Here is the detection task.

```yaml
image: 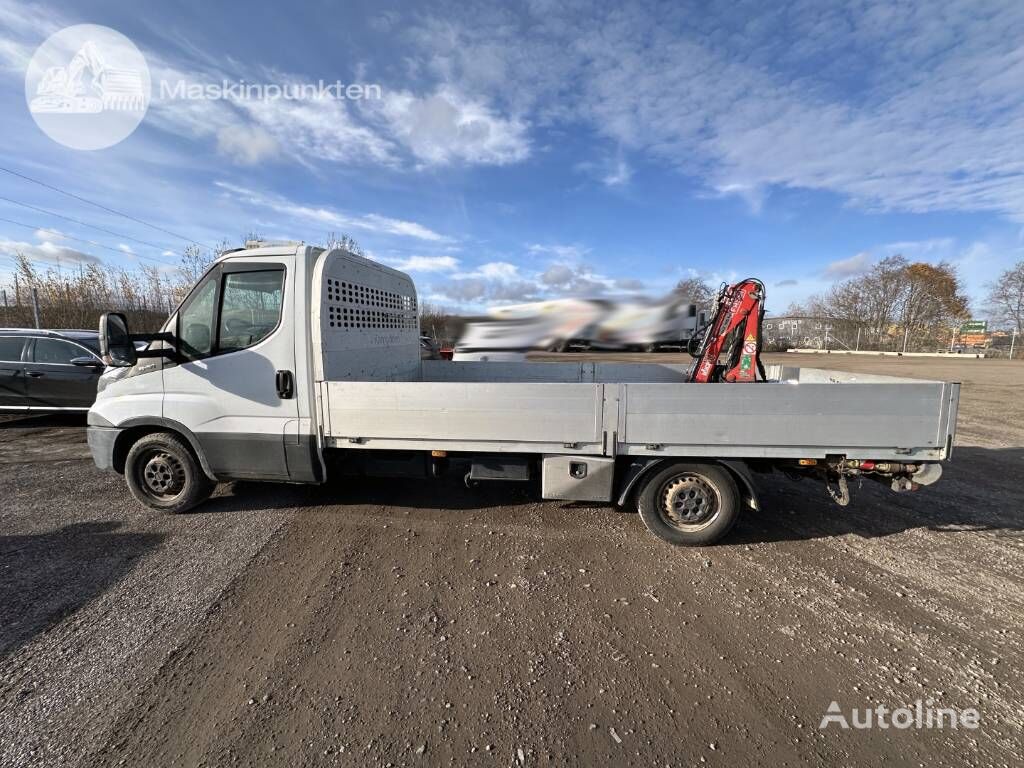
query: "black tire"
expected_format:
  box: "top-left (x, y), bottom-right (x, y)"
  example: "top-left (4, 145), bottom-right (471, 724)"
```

top-left (124, 432), bottom-right (215, 513)
top-left (636, 462), bottom-right (740, 546)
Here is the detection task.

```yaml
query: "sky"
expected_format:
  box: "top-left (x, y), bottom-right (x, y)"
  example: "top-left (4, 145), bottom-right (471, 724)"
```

top-left (1, 0), bottom-right (1023, 316)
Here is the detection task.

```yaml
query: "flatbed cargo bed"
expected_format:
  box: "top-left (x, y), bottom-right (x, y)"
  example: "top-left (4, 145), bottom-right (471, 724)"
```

top-left (321, 361), bottom-right (959, 462)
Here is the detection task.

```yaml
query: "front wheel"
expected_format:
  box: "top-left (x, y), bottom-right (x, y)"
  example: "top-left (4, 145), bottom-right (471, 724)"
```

top-left (124, 432), bottom-right (215, 513)
top-left (636, 463), bottom-right (740, 546)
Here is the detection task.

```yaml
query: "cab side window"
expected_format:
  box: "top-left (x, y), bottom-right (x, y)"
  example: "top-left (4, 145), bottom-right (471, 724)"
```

top-left (175, 267), bottom-right (285, 361)
top-left (218, 270), bottom-right (285, 353)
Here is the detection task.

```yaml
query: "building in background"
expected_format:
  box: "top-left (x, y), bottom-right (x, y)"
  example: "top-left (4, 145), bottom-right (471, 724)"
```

top-left (763, 315), bottom-right (833, 351)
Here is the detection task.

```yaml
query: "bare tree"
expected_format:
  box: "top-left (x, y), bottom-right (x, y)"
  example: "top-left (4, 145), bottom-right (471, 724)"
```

top-left (419, 302), bottom-right (464, 345)
top-left (673, 276), bottom-right (716, 309)
top-left (805, 256), bottom-right (969, 351)
top-left (986, 260), bottom-right (1024, 334)
top-left (322, 231), bottom-right (364, 256)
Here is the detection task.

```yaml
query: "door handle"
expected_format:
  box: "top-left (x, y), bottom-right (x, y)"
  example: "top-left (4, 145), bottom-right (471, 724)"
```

top-left (275, 369), bottom-right (294, 399)
top-left (26, 371), bottom-right (45, 378)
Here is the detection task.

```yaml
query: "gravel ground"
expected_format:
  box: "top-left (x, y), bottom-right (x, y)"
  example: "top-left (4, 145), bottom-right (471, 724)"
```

top-left (1, 353), bottom-right (1022, 767)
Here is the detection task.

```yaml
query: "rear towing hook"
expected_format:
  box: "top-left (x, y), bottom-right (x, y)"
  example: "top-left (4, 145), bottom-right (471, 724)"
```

top-left (826, 471), bottom-right (851, 506)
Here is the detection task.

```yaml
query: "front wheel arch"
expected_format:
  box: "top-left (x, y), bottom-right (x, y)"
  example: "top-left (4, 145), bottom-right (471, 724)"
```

top-left (112, 420), bottom-right (217, 481)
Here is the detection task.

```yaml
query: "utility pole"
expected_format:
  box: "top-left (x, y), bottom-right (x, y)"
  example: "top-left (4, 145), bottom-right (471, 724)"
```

top-left (855, 327), bottom-right (860, 351)
top-left (824, 326), bottom-right (829, 351)
top-left (31, 287), bottom-right (40, 329)
top-left (1011, 327), bottom-right (1018, 361)
top-left (902, 326), bottom-right (909, 354)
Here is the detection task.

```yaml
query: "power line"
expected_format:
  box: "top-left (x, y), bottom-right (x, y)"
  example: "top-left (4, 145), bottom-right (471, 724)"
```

top-left (0, 165), bottom-right (213, 249)
top-left (0, 194), bottom-right (184, 255)
top-left (0, 215), bottom-right (178, 265)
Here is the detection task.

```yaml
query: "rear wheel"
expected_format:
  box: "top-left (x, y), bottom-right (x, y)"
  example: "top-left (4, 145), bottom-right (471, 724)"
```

top-left (636, 463), bottom-right (740, 546)
top-left (125, 432), bottom-right (215, 513)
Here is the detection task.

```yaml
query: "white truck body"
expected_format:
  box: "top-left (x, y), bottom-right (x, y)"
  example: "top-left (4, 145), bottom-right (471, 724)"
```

top-left (87, 244), bottom-right (960, 543)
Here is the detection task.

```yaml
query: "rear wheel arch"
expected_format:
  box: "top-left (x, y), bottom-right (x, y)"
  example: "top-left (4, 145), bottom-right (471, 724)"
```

top-left (636, 462), bottom-right (741, 546)
top-left (616, 457), bottom-right (759, 511)
top-left (113, 419), bottom-right (217, 481)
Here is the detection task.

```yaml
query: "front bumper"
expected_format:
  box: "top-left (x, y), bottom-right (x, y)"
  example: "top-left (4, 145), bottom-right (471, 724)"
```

top-left (87, 426), bottom-right (122, 472)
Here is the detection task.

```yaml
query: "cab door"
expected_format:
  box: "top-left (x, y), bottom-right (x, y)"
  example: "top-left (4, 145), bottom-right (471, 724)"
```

top-left (162, 259), bottom-right (298, 480)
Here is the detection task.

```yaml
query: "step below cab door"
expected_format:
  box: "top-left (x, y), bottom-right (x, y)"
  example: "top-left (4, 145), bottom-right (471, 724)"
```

top-left (162, 258), bottom-right (299, 480)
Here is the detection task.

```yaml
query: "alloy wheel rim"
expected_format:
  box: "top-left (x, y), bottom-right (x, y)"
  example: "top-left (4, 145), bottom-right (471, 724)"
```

top-left (140, 450), bottom-right (185, 499)
top-left (659, 474), bottom-right (720, 530)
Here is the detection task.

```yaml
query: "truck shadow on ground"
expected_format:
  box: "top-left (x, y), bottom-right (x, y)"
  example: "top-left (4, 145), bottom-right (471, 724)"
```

top-left (204, 474), bottom-right (540, 514)
top-left (730, 446), bottom-right (1024, 545)
top-left (0, 521), bottom-right (166, 660)
top-left (200, 447), bottom-right (1024, 544)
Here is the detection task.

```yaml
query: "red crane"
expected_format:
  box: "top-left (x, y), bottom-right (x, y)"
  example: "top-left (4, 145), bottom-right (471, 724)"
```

top-left (689, 278), bottom-right (766, 383)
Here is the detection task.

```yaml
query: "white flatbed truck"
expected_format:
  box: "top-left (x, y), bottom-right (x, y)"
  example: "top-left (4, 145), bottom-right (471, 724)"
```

top-left (87, 243), bottom-right (960, 546)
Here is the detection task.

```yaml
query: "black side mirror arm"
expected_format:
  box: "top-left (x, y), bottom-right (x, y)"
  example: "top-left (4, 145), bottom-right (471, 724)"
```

top-left (131, 332), bottom-right (179, 360)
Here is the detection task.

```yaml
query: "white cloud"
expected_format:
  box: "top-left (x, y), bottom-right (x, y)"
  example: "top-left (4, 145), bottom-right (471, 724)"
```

top-left (118, 243), bottom-right (134, 254)
top-left (373, 88), bottom-right (529, 166)
top-left (0, 237), bottom-right (101, 266)
top-left (537, 261), bottom-right (616, 294)
top-left (34, 228), bottom-right (62, 241)
top-left (540, 263), bottom-right (574, 286)
top-left (527, 243), bottom-right (589, 260)
top-left (603, 157), bottom-right (632, 187)
top-left (476, 261), bottom-right (518, 280)
top-left (823, 252), bottom-right (874, 278)
top-left (577, 155), bottom-right (633, 187)
top-left (386, 255), bottom-right (459, 272)
top-left (215, 181), bottom-right (448, 242)
top-left (707, 183), bottom-right (767, 215)
top-left (406, 1), bottom-right (1024, 219)
top-left (216, 124), bottom-right (280, 165)
top-left (882, 238), bottom-right (956, 257)
top-left (0, 0), bottom-right (62, 72)
top-left (451, 261), bottom-right (521, 281)
top-left (0, 12), bottom-right (521, 172)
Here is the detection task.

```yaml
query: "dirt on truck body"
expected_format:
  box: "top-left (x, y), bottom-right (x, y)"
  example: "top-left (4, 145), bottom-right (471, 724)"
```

top-left (0, 353), bottom-right (1021, 767)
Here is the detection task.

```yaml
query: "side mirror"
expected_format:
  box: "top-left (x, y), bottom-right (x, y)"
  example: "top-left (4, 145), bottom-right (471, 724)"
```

top-left (99, 312), bottom-right (138, 367)
top-left (71, 356), bottom-right (104, 369)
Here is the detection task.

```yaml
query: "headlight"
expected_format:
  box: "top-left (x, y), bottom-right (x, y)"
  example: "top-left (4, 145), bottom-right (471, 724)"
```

top-left (96, 366), bottom-right (128, 394)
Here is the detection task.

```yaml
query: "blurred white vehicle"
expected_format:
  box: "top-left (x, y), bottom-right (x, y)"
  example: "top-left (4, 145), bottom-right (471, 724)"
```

top-left (453, 293), bottom-right (707, 358)
top-left (588, 297), bottom-right (705, 352)
top-left (453, 298), bottom-right (608, 359)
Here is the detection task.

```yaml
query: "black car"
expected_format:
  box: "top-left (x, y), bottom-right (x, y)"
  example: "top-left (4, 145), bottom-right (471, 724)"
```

top-left (0, 329), bottom-right (106, 411)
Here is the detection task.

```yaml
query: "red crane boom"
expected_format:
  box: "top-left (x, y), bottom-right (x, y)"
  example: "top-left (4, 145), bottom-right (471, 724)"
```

top-left (690, 278), bottom-right (766, 383)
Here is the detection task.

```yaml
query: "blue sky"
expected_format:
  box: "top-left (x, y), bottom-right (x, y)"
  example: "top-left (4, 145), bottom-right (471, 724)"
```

top-left (1, 0), bottom-right (1023, 315)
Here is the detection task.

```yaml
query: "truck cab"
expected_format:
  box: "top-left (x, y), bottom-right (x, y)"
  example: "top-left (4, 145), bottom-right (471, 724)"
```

top-left (90, 243), bottom-right (322, 493)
